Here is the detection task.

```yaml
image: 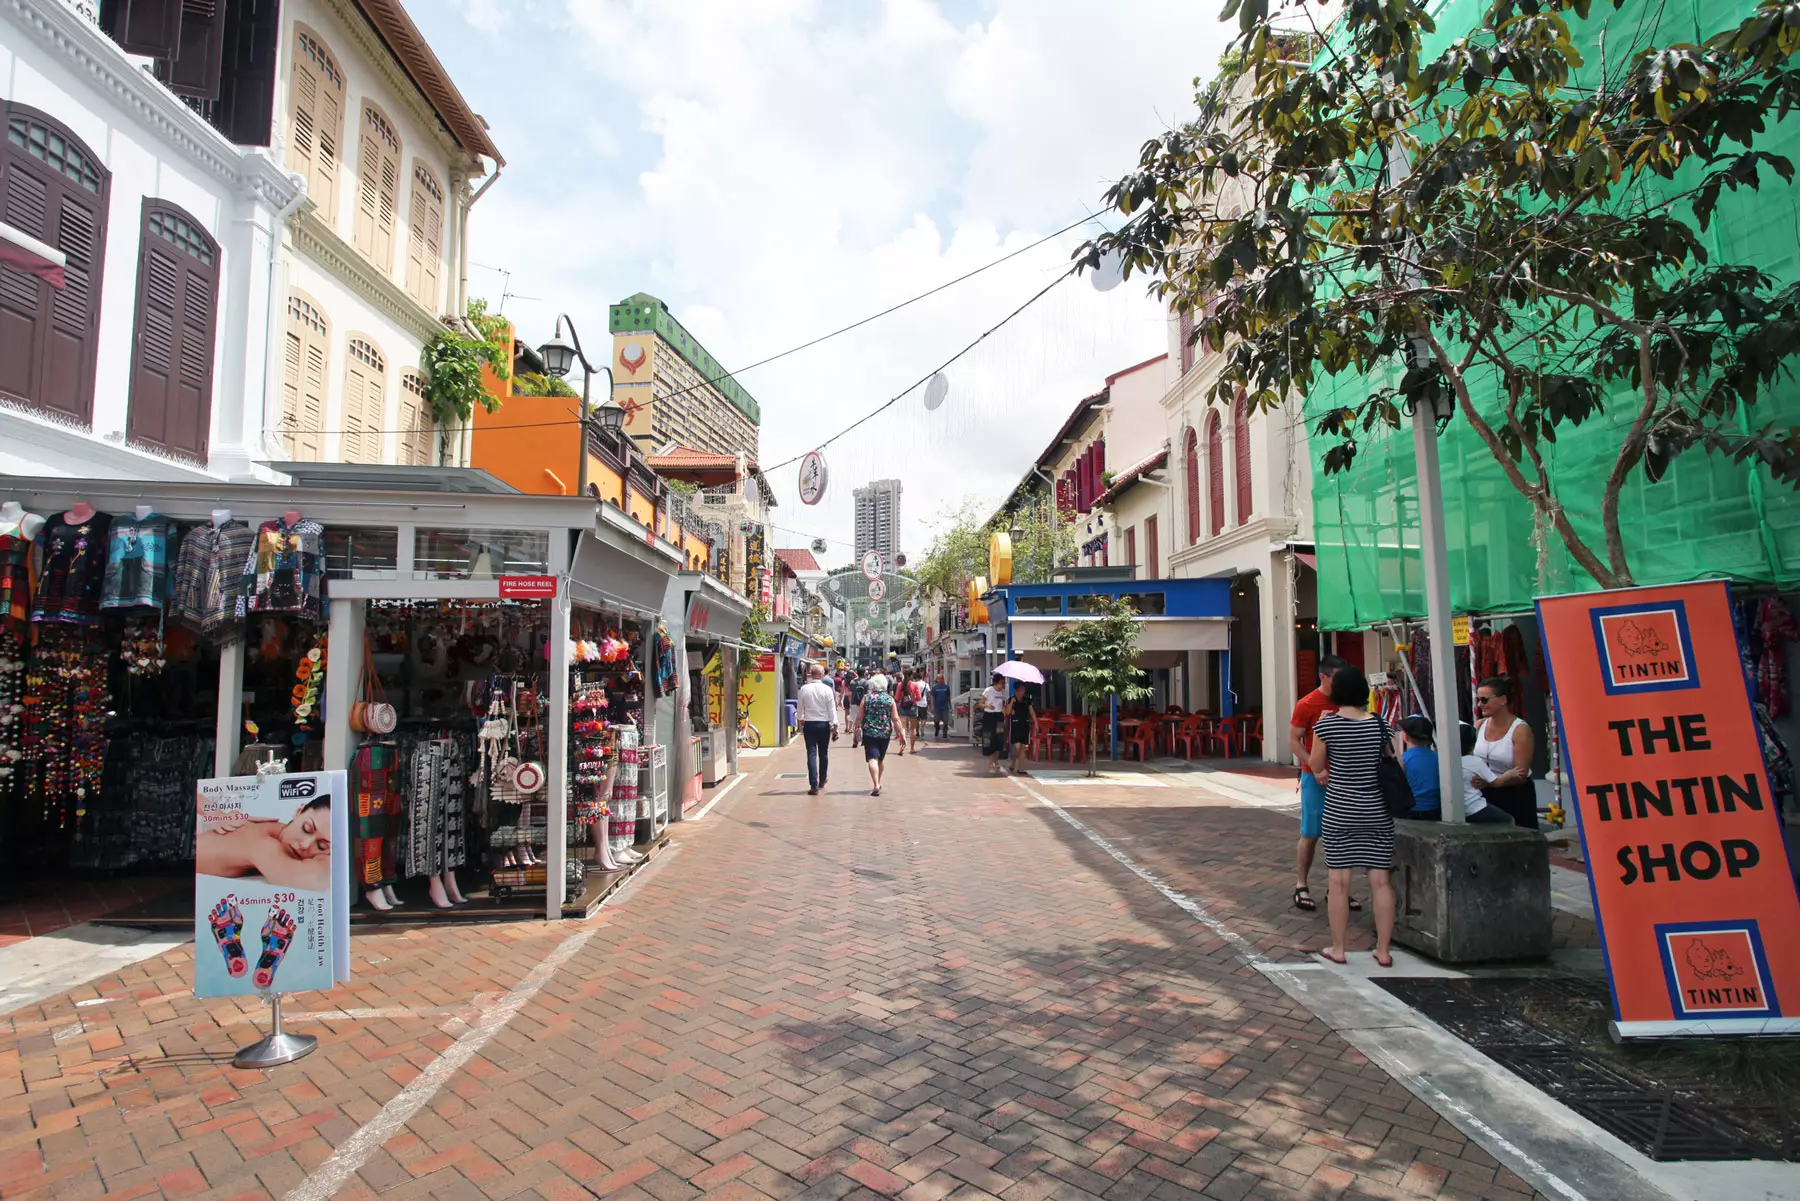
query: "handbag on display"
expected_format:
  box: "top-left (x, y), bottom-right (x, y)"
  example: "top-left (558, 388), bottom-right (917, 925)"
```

top-left (349, 635), bottom-right (397, 735)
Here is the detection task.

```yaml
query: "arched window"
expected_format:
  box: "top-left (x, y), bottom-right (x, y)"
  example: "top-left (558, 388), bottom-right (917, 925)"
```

top-left (281, 291), bottom-right (328, 461)
top-left (1183, 425), bottom-right (1200, 545)
top-left (0, 104), bottom-right (109, 425)
top-left (1233, 389), bottom-right (1252, 525)
top-left (340, 334), bottom-right (387, 462)
top-left (288, 27), bottom-right (344, 221)
top-left (128, 200), bottom-right (219, 461)
top-left (354, 104), bottom-right (401, 270)
top-left (405, 164), bottom-right (444, 311)
top-left (398, 370), bottom-right (433, 465)
top-left (1206, 410), bottom-right (1225, 538)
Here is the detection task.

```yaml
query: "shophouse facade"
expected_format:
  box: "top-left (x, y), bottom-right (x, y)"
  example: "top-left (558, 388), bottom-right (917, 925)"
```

top-left (608, 292), bottom-right (761, 461)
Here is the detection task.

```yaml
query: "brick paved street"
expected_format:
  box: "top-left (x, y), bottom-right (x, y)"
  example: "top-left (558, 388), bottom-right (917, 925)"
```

top-left (1, 741), bottom-right (1547, 1201)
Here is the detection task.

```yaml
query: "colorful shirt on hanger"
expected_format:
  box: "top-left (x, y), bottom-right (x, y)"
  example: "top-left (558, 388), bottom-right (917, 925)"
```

top-left (100, 514), bottom-right (179, 609)
top-left (172, 521), bottom-right (255, 640)
top-left (0, 534), bottom-right (30, 629)
top-left (31, 513), bottom-right (112, 624)
top-left (238, 517), bottom-right (327, 621)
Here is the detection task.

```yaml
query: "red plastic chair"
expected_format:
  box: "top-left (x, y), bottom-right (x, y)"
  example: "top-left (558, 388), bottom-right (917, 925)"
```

top-left (1205, 716), bottom-right (1242, 758)
top-left (1030, 715), bottom-right (1060, 761)
top-left (1122, 721), bottom-right (1157, 763)
top-left (1174, 716), bottom-right (1211, 759)
top-left (1057, 716), bottom-right (1092, 762)
top-left (1238, 714), bottom-right (1264, 758)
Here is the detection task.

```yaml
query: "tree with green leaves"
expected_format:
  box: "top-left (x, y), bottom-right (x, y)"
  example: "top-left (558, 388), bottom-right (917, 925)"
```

top-left (1040, 595), bottom-right (1152, 776)
top-left (1082, 0), bottom-right (1800, 588)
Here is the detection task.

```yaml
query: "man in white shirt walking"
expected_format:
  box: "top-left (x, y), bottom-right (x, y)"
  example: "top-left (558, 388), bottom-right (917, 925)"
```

top-left (797, 663), bottom-right (840, 795)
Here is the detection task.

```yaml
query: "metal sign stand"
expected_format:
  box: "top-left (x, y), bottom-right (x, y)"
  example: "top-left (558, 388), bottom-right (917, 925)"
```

top-left (232, 994), bottom-right (317, 1069)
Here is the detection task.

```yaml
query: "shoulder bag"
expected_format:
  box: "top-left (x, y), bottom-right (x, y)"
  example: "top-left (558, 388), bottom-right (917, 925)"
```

top-left (1375, 717), bottom-right (1417, 818)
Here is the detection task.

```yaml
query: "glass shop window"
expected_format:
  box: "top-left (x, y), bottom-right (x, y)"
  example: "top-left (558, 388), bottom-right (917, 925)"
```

top-left (322, 527), bottom-right (398, 579)
top-left (412, 527), bottom-right (551, 580)
top-left (1012, 595), bottom-right (1062, 615)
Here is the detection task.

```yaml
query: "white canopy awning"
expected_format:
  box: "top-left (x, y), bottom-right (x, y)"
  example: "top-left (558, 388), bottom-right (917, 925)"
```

top-left (1007, 615), bottom-right (1230, 670)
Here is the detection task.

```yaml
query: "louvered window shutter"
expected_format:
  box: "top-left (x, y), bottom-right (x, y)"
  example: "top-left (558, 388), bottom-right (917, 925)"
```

top-left (1234, 390), bottom-right (1252, 524)
top-left (1178, 309), bottom-right (1194, 374)
top-left (399, 372), bottom-right (432, 465)
top-left (282, 292), bottom-right (327, 461)
top-left (355, 106), bottom-right (400, 270)
top-left (0, 106), bottom-right (109, 426)
top-left (1184, 428), bottom-right (1200, 545)
top-left (1146, 515), bottom-right (1159, 578)
top-left (128, 202), bottom-right (218, 461)
top-left (1124, 527), bottom-right (1137, 578)
top-left (1207, 413), bottom-right (1225, 538)
top-left (342, 336), bottom-right (386, 462)
top-left (289, 30), bottom-right (343, 219)
top-left (406, 166), bottom-right (444, 310)
top-left (165, 0), bottom-right (227, 100)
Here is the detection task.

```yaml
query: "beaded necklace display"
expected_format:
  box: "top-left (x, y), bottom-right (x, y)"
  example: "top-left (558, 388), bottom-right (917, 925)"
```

top-left (21, 626), bottom-right (109, 829)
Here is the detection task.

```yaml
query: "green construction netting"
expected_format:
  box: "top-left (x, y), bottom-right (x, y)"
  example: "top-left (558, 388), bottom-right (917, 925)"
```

top-left (1309, 0), bottom-right (1800, 629)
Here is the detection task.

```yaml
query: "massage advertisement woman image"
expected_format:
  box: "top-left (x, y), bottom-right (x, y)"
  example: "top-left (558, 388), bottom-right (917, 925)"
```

top-left (193, 771), bottom-right (350, 1000)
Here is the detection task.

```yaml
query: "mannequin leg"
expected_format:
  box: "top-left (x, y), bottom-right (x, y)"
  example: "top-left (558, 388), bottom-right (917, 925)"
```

top-left (444, 869), bottom-right (466, 904)
top-left (364, 886), bottom-right (391, 911)
top-left (381, 883), bottom-right (401, 907)
top-left (427, 873), bottom-right (452, 909)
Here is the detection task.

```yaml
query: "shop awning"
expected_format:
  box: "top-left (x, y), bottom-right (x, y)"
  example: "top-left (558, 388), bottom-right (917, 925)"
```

top-left (570, 531), bottom-right (675, 619)
top-left (1007, 615), bottom-right (1229, 671)
top-left (0, 222), bottom-right (65, 289)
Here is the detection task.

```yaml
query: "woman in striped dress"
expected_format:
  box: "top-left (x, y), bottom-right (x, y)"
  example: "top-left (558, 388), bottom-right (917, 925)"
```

top-left (1306, 667), bottom-right (1398, 966)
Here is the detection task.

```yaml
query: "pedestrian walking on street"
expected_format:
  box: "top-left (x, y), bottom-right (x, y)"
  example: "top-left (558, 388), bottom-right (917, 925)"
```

top-left (893, 669), bottom-right (914, 755)
top-left (857, 675), bottom-right (897, 795)
top-left (1473, 677), bottom-right (1538, 828)
top-left (1006, 683), bottom-right (1036, 774)
top-left (902, 670), bottom-right (928, 750)
top-left (1308, 666), bottom-right (1398, 967)
top-left (930, 674), bottom-right (951, 739)
top-left (1289, 654), bottom-right (1349, 913)
top-left (797, 663), bottom-right (839, 795)
top-left (979, 672), bottom-right (1007, 773)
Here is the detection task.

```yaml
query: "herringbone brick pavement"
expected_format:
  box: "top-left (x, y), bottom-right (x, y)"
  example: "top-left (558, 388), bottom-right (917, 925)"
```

top-left (0, 741), bottom-right (1547, 1200)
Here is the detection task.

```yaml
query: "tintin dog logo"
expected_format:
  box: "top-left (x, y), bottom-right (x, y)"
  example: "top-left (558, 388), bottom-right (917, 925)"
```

top-left (1658, 923), bottom-right (1779, 1018)
top-left (1591, 601), bottom-right (1697, 695)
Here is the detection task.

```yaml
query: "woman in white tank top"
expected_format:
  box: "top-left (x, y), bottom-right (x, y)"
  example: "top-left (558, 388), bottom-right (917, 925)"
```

top-left (1473, 677), bottom-right (1537, 828)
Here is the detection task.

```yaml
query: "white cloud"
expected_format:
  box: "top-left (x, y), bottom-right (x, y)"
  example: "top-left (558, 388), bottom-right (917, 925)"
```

top-left (427, 0), bottom-right (1235, 565)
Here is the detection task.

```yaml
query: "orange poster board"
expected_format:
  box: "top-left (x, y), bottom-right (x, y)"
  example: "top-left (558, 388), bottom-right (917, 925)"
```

top-left (1538, 581), bottom-right (1800, 1038)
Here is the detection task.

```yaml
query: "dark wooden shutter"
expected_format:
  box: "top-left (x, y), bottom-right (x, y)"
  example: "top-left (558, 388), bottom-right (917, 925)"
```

top-left (165, 0), bottom-right (226, 100)
top-left (1178, 309), bottom-right (1194, 374)
top-left (1183, 427), bottom-right (1200, 544)
top-left (101, 0), bottom-right (182, 58)
top-left (216, 0), bottom-right (282, 145)
top-left (127, 201), bottom-right (218, 461)
top-left (1233, 390), bottom-right (1252, 525)
top-left (1124, 527), bottom-right (1137, 579)
top-left (1207, 412), bottom-right (1225, 537)
top-left (0, 106), bottom-right (109, 426)
top-left (1145, 515), bottom-right (1159, 578)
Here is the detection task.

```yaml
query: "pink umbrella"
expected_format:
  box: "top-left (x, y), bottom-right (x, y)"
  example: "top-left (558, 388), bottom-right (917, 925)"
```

top-left (994, 659), bottom-right (1044, 685)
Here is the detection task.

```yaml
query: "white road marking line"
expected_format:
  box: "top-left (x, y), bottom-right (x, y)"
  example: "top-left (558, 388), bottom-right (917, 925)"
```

top-left (1006, 774), bottom-right (1594, 1201)
top-left (284, 846), bottom-right (683, 1201)
top-left (690, 773), bottom-right (747, 820)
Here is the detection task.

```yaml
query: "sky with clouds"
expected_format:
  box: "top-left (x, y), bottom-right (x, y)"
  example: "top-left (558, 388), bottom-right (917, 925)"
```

top-left (413, 0), bottom-right (1236, 568)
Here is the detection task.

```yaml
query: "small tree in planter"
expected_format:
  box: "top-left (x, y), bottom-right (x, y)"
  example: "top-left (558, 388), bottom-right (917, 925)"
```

top-left (1040, 595), bottom-right (1151, 777)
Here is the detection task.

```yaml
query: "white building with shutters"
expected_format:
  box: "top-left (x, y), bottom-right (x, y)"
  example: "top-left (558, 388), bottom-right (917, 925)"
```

top-left (0, 0), bottom-right (501, 483)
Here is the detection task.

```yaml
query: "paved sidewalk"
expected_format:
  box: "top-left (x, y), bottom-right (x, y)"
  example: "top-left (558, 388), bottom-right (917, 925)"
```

top-left (2, 739), bottom-right (1546, 1201)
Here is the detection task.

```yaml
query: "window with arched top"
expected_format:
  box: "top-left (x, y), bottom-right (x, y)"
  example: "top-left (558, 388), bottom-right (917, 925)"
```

top-left (1206, 411), bottom-right (1225, 537)
top-left (281, 291), bottom-right (328, 461)
top-left (341, 334), bottom-right (387, 463)
top-left (128, 200), bottom-right (219, 462)
top-left (0, 103), bottom-right (110, 425)
top-left (405, 164), bottom-right (444, 311)
top-left (354, 104), bottom-right (401, 270)
top-left (1233, 389), bottom-right (1252, 525)
top-left (398, 370), bottom-right (433, 466)
top-left (288, 26), bottom-right (344, 222)
top-left (1183, 425), bottom-right (1200, 545)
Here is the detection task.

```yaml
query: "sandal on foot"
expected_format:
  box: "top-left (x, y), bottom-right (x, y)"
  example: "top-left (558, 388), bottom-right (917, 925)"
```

top-left (1316, 948), bottom-right (1348, 965)
top-left (1349, 898), bottom-right (1364, 912)
top-left (1374, 950), bottom-right (1394, 968)
top-left (1292, 887), bottom-right (1318, 913)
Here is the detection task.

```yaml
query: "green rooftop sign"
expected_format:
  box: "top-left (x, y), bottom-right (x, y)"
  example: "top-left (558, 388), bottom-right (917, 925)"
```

top-left (608, 292), bottom-right (762, 426)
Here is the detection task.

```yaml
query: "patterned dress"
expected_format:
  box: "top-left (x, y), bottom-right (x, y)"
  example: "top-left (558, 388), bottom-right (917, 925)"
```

top-left (403, 737), bottom-right (467, 878)
top-left (1314, 712), bottom-right (1395, 871)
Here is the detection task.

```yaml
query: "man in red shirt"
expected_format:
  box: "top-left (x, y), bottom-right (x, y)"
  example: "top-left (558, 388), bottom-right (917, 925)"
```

top-left (1289, 655), bottom-right (1348, 912)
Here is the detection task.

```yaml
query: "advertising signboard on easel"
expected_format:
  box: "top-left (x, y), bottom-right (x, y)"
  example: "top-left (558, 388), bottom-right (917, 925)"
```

top-left (194, 770), bottom-right (350, 1065)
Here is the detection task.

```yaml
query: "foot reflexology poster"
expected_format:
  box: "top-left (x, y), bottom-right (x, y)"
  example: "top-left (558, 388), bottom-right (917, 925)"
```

top-left (194, 771), bottom-right (351, 998)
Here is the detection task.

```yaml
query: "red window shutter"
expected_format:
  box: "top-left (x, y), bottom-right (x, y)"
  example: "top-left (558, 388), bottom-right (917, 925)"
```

top-left (128, 201), bottom-right (219, 462)
top-left (103, 0), bottom-right (183, 58)
top-left (1184, 427), bottom-right (1200, 544)
top-left (1146, 515), bottom-right (1159, 578)
top-left (1234, 390), bottom-right (1252, 525)
top-left (164, 0), bottom-right (227, 100)
top-left (1124, 527), bottom-right (1137, 578)
top-left (1179, 309), bottom-right (1194, 374)
top-left (217, 0), bottom-right (283, 146)
top-left (1096, 438), bottom-right (1105, 481)
top-left (1207, 412), bottom-right (1225, 537)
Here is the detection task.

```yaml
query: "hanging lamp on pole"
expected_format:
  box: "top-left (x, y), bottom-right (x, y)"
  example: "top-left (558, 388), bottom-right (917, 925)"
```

top-left (540, 314), bottom-right (622, 497)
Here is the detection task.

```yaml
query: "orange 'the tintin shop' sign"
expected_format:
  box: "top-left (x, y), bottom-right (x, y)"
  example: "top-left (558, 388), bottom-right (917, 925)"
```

top-left (1538, 581), bottom-right (1800, 1038)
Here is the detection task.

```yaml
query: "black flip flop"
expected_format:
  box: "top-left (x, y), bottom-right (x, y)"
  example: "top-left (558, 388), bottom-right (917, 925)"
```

top-left (1292, 886), bottom-right (1318, 912)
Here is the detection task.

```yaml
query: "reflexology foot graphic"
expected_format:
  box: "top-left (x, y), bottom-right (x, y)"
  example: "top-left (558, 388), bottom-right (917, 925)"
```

top-left (253, 905), bottom-right (296, 990)
top-left (209, 899), bottom-right (247, 978)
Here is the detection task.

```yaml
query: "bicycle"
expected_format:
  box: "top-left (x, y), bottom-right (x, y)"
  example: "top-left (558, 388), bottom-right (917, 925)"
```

top-left (734, 695), bottom-right (761, 750)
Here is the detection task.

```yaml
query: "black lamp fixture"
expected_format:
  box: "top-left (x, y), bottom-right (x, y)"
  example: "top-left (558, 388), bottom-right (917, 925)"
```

top-left (539, 313), bottom-right (620, 495)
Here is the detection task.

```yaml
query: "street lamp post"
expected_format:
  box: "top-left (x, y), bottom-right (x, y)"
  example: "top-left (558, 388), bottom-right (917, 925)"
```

top-left (539, 314), bottom-right (624, 497)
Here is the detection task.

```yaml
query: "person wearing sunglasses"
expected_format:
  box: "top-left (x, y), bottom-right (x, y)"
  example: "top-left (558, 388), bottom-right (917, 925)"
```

top-left (1472, 677), bottom-right (1538, 828)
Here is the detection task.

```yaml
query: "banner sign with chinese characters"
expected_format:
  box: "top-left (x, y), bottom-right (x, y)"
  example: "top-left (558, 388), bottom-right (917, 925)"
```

top-left (1538, 581), bottom-right (1800, 1038)
top-left (194, 771), bottom-right (350, 999)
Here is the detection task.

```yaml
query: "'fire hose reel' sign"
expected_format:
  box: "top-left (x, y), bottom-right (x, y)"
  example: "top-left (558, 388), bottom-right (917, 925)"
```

top-left (1539, 581), bottom-right (1800, 1039)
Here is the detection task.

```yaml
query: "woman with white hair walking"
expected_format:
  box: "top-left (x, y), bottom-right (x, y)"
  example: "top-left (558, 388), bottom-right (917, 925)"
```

top-left (856, 674), bottom-right (898, 796)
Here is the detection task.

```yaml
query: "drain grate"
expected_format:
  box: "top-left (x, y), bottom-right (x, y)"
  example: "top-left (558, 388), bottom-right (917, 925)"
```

top-left (1377, 977), bottom-right (1792, 1161)
top-left (775, 773), bottom-right (808, 779)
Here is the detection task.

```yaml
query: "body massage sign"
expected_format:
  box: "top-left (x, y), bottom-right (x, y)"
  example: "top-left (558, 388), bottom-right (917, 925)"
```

top-left (1539, 581), bottom-right (1800, 1037)
top-left (194, 771), bottom-right (350, 998)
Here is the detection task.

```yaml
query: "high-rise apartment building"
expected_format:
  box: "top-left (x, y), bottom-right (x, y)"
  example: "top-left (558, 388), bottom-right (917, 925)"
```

top-left (854, 479), bottom-right (903, 563)
top-left (609, 293), bottom-right (760, 460)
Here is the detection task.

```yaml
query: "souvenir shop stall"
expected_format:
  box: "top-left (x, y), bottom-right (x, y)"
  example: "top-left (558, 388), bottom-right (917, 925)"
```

top-left (0, 471), bottom-right (660, 923)
top-left (679, 570), bottom-right (753, 805)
